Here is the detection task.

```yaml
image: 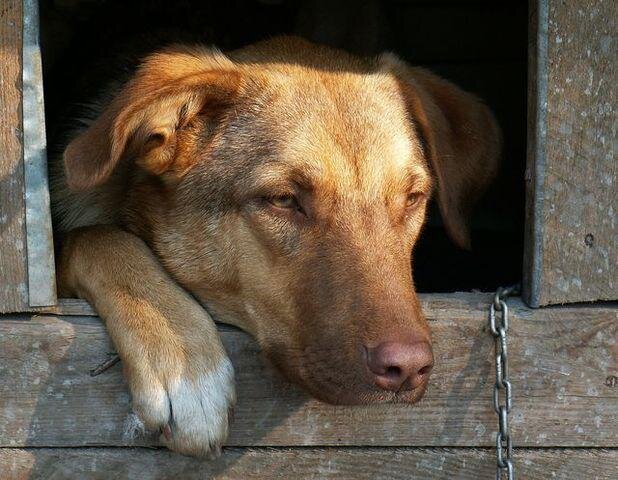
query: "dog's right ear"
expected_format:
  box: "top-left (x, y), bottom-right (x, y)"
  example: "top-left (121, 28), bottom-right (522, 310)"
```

top-left (380, 54), bottom-right (501, 250)
top-left (64, 47), bottom-right (241, 190)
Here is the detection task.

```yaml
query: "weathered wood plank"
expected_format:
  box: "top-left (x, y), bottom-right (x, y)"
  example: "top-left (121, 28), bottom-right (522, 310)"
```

top-left (524, 0), bottom-right (618, 306)
top-left (32, 298), bottom-right (97, 316)
top-left (523, 0), bottom-right (548, 308)
top-left (22, 0), bottom-right (57, 307)
top-left (1, 447), bottom-right (616, 480)
top-left (1, 295), bottom-right (616, 448)
top-left (33, 293), bottom-right (493, 319)
top-left (0, 0), bottom-right (29, 313)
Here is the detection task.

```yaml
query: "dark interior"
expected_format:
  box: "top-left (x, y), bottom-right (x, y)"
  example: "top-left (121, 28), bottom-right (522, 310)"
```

top-left (40, 0), bottom-right (528, 293)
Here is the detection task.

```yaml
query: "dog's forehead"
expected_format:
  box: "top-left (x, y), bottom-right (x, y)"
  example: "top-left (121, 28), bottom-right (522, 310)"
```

top-left (254, 69), bottom-right (428, 193)
top-left (200, 67), bottom-right (430, 205)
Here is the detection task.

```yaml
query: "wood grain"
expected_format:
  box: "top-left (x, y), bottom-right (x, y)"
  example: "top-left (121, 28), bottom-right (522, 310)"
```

top-left (22, 0), bottom-right (57, 308)
top-left (1, 295), bottom-right (616, 448)
top-left (32, 297), bottom-right (97, 316)
top-left (0, 0), bottom-right (29, 313)
top-left (1, 447), bottom-right (616, 480)
top-left (34, 293), bottom-right (493, 319)
top-left (524, 0), bottom-right (618, 306)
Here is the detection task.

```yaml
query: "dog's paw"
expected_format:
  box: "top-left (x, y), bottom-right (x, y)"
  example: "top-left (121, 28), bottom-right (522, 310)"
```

top-left (129, 356), bottom-right (236, 458)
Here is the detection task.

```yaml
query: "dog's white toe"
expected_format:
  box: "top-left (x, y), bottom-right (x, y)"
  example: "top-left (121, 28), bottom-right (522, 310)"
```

top-left (161, 358), bottom-right (236, 457)
top-left (129, 357), bottom-right (236, 457)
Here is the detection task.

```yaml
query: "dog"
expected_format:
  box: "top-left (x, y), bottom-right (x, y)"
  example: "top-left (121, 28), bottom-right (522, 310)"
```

top-left (51, 36), bottom-right (501, 457)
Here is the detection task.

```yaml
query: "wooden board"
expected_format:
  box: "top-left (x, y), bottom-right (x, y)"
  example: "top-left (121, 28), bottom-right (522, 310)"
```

top-left (22, 0), bottom-right (57, 308)
top-left (0, 0), bottom-right (29, 313)
top-left (1, 447), bottom-right (616, 480)
top-left (31, 298), bottom-right (97, 316)
top-left (34, 293), bottom-right (493, 319)
top-left (1, 294), bottom-right (616, 448)
top-left (524, 0), bottom-right (618, 306)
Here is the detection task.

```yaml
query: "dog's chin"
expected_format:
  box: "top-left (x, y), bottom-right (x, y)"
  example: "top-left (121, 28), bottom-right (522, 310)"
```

top-left (265, 352), bottom-right (431, 406)
top-left (300, 380), bottom-right (430, 406)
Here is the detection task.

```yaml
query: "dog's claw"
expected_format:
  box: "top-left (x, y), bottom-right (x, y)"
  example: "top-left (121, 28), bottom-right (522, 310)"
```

top-left (209, 445), bottom-right (222, 460)
top-left (161, 424), bottom-right (173, 441)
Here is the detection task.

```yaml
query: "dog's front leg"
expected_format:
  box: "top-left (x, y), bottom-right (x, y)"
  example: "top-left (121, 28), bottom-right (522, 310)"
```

top-left (58, 225), bottom-right (235, 457)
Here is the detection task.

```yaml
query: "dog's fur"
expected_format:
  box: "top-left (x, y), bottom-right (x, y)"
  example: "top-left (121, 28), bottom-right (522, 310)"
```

top-left (52, 36), bottom-right (500, 457)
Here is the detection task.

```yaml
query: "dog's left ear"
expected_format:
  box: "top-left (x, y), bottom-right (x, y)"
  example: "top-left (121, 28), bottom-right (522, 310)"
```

top-left (64, 47), bottom-right (241, 190)
top-left (381, 54), bottom-right (502, 250)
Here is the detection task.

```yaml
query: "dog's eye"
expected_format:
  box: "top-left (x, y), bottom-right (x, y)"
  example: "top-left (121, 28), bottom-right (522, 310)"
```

top-left (406, 192), bottom-right (424, 209)
top-left (268, 195), bottom-right (300, 211)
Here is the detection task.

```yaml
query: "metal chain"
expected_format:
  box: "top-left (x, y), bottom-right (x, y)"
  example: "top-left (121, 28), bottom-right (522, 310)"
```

top-left (489, 284), bottom-right (519, 480)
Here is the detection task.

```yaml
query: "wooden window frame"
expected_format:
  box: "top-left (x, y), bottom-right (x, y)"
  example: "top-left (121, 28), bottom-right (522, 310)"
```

top-left (523, 0), bottom-right (616, 307)
top-left (0, 1), bottom-right (616, 476)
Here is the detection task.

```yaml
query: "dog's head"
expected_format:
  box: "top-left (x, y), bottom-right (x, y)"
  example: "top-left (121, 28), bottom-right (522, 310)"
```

top-left (64, 37), bottom-right (500, 405)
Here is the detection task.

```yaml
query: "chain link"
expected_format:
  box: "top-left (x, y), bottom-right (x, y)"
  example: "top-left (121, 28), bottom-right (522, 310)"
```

top-left (489, 285), bottom-right (519, 480)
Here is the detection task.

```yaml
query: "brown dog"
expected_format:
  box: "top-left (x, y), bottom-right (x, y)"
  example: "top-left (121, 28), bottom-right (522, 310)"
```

top-left (51, 36), bottom-right (500, 457)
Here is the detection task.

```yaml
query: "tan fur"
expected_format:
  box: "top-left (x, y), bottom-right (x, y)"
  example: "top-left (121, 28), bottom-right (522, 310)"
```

top-left (53, 36), bottom-right (501, 456)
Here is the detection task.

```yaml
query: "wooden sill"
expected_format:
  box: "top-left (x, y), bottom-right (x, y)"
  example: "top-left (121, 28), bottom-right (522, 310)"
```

top-left (1, 292), bottom-right (615, 450)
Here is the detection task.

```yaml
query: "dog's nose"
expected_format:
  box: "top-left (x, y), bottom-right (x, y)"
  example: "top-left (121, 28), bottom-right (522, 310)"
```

top-left (366, 341), bottom-right (434, 392)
